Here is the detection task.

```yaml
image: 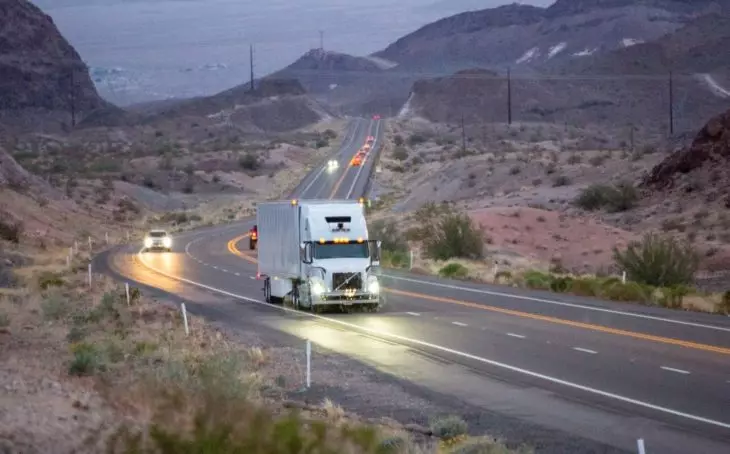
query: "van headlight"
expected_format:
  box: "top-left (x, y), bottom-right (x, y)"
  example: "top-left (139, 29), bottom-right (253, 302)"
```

top-left (163, 237), bottom-right (172, 248)
top-left (368, 279), bottom-right (380, 294)
top-left (144, 237), bottom-right (152, 248)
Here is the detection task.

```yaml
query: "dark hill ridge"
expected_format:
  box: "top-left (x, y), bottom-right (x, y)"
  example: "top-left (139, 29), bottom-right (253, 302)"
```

top-left (0, 0), bottom-right (109, 125)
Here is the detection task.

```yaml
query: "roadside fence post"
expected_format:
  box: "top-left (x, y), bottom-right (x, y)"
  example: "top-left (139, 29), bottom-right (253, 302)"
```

top-left (637, 438), bottom-right (646, 454)
top-left (181, 303), bottom-right (189, 336)
top-left (88, 236), bottom-right (92, 251)
top-left (87, 263), bottom-right (92, 287)
top-left (409, 250), bottom-right (414, 270)
top-left (105, 232), bottom-right (109, 244)
top-left (622, 271), bottom-right (627, 284)
top-left (125, 283), bottom-right (130, 306)
top-left (306, 339), bottom-right (311, 388)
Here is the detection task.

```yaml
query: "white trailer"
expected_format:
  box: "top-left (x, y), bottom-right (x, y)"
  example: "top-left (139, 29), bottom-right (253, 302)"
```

top-left (257, 199), bottom-right (382, 312)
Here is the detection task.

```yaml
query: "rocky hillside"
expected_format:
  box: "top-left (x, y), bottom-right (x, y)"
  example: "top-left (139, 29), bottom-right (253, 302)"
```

top-left (375, 0), bottom-right (729, 72)
top-left (643, 107), bottom-right (730, 192)
top-left (0, 0), bottom-right (111, 130)
top-left (137, 78), bottom-right (330, 133)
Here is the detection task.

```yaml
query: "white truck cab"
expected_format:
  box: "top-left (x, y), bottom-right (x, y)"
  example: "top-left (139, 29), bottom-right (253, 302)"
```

top-left (257, 199), bottom-right (382, 312)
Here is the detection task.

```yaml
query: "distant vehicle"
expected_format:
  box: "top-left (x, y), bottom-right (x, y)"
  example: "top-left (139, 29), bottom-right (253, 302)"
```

top-left (249, 225), bottom-right (258, 250)
top-left (362, 143), bottom-right (371, 151)
top-left (366, 135), bottom-right (375, 143)
top-left (143, 229), bottom-right (172, 252)
top-left (256, 199), bottom-right (382, 312)
top-left (373, 115), bottom-right (380, 120)
top-left (327, 159), bottom-right (339, 171)
top-left (351, 155), bottom-right (363, 166)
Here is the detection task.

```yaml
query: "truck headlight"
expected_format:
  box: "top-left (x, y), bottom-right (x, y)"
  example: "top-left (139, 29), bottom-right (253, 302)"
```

top-left (311, 280), bottom-right (326, 296)
top-left (163, 237), bottom-right (172, 248)
top-left (144, 237), bottom-right (152, 248)
top-left (368, 280), bottom-right (380, 294)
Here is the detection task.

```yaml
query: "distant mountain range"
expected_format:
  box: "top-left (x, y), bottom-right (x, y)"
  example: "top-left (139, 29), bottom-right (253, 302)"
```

top-left (268, 0), bottom-right (730, 132)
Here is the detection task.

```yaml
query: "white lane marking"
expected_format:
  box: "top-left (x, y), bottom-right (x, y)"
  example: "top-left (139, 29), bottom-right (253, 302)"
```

top-left (249, 276), bottom-right (256, 280)
top-left (661, 366), bottom-right (690, 375)
top-left (573, 347), bottom-right (598, 355)
top-left (136, 247), bottom-right (730, 431)
top-left (345, 118), bottom-right (381, 198)
top-left (452, 321), bottom-right (468, 327)
top-left (507, 333), bottom-right (526, 339)
top-left (234, 273), bottom-right (241, 276)
top-left (407, 312), bottom-right (421, 316)
top-left (384, 274), bottom-right (730, 333)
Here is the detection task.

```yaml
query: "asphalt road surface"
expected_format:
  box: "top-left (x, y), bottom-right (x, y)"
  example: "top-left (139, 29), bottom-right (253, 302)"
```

top-left (100, 117), bottom-right (730, 454)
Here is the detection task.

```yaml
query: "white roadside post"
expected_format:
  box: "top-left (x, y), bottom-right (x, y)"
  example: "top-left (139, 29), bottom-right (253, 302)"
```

top-left (305, 339), bottom-right (311, 388)
top-left (105, 232), bottom-right (109, 244)
top-left (622, 271), bottom-right (627, 284)
top-left (636, 438), bottom-right (646, 454)
top-left (409, 250), bottom-right (414, 270)
top-left (87, 263), bottom-right (92, 287)
top-left (74, 240), bottom-right (78, 254)
top-left (181, 303), bottom-right (189, 336)
top-left (66, 255), bottom-right (70, 268)
top-left (125, 283), bottom-right (131, 306)
top-left (88, 236), bottom-right (92, 251)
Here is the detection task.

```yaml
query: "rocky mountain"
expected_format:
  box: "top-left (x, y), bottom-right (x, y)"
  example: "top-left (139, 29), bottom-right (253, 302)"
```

top-left (0, 0), bottom-right (113, 131)
top-left (135, 78), bottom-right (331, 133)
top-left (642, 107), bottom-right (730, 193)
top-left (403, 12), bottom-right (730, 133)
top-left (375, 0), bottom-right (729, 72)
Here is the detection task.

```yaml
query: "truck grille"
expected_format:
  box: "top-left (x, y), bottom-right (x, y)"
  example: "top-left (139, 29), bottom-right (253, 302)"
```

top-left (332, 272), bottom-right (362, 291)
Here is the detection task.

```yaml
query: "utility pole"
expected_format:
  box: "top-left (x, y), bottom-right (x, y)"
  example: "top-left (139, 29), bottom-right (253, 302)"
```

top-left (507, 67), bottom-right (512, 125)
top-left (461, 113), bottom-right (466, 154)
top-left (668, 70), bottom-right (674, 135)
top-left (249, 44), bottom-right (255, 92)
top-left (69, 69), bottom-right (76, 127)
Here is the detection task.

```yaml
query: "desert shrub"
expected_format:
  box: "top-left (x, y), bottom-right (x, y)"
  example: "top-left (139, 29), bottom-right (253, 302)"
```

top-left (601, 281), bottom-right (652, 303)
top-left (381, 250), bottom-right (409, 268)
top-left (38, 271), bottom-right (65, 290)
top-left (422, 211), bottom-right (484, 261)
top-left (369, 220), bottom-right (407, 253)
top-left (719, 291), bottom-right (730, 315)
top-left (574, 183), bottom-right (637, 212)
top-left (0, 312), bottom-right (9, 328)
top-left (509, 165), bottom-right (521, 175)
top-left (522, 270), bottom-right (552, 290)
top-left (568, 278), bottom-right (599, 297)
top-left (239, 152), bottom-right (259, 170)
top-left (42, 293), bottom-right (69, 320)
top-left (0, 219), bottom-right (23, 243)
top-left (549, 276), bottom-right (573, 293)
top-left (552, 175), bottom-right (570, 187)
top-left (315, 138), bottom-right (329, 148)
top-left (69, 342), bottom-right (104, 376)
top-left (431, 415), bottom-right (468, 440)
top-left (494, 270), bottom-right (512, 284)
top-left (450, 437), bottom-right (534, 454)
top-left (392, 147), bottom-right (409, 161)
top-left (323, 129), bottom-right (337, 140)
top-left (439, 263), bottom-right (469, 279)
top-left (656, 285), bottom-right (690, 309)
top-left (408, 134), bottom-right (427, 146)
top-left (613, 233), bottom-right (699, 287)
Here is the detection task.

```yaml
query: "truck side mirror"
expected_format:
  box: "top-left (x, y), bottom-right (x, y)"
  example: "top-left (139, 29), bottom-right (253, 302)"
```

top-left (370, 240), bottom-right (381, 263)
top-left (300, 242), bottom-right (313, 264)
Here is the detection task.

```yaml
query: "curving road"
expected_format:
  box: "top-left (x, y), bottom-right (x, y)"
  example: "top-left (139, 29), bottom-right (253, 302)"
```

top-left (99, 116), bottom-right (730, 454)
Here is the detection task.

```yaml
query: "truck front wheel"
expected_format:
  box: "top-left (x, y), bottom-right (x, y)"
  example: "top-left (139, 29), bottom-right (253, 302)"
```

top-left (264, 278), bottom-right (272, 303)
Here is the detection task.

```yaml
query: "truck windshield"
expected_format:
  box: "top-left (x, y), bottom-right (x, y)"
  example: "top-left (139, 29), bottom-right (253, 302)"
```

top-left (149, 231), bottom-right (167, 237)
top-left (313, 243), bottom-right (369, 259)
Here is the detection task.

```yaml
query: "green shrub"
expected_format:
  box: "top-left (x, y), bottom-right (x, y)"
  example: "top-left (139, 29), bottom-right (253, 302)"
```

top-left (368, 220), bottom-right (408, 254)
top-left (601, 281), bottom-right (652, 304)
top-left (613, 233), bottom-right (699, 287)
top-left (574, 183), bottom-right (637, 212)
top-left (408, 134), bottom-right (427, 146)
top-left (381, 250), bottom-right (409, 268)
top-left (719, 291), bottom-right (730, 315)
top-left (450, 437), bottom-right (534, 454)
top-left (522, 270), bottom-right (553, 290)
top-left (494, 270), bottom-right (512, 284)
top-left (422, 211), bottom-right (484, 261)
top-left (0, 311), bottom-right (9, 328)
top-left (568, 278), bottom-right (599, 297)
top-left (430, 415), bottom-right (468, 440)
top-left (439, 263), bottom-right (469, 279)
top-left (238, 152), bottom-right (259, 170)
top-left (69, 342), bottom-right (104, 376)
top-left (42, 293), bottom-right (69, 320)
top-left (38, 271), bottom-right (65, 290)
top-left (549, 276), bottom-right (573, 293)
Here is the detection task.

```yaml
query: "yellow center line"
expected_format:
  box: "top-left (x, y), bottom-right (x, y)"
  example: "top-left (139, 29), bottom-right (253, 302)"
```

top-left (329, 165), bottom-right (351, 199)
top-left (226, 234), bottom-right (730, 356)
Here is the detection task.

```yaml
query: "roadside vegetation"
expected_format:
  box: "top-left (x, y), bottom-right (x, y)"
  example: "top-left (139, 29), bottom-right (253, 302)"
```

top-left (368, 207), bottom-right (730, 315)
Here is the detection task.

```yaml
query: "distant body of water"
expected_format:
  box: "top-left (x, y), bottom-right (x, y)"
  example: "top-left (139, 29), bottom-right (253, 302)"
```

top-left (33, 0), bottom-right (547, 106)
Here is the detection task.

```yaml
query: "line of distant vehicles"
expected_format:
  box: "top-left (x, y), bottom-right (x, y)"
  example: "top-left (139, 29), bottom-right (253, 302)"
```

top-left (327, 133), bottom-right (376, 171)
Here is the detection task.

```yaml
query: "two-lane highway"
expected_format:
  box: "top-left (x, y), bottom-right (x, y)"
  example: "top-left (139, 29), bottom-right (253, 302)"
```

top-left (101, 116), bottom-right (730, 454)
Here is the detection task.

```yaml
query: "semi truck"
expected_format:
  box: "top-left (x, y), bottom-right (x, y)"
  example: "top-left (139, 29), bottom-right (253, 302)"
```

top-left (256, 199), bottom-right (383, 312)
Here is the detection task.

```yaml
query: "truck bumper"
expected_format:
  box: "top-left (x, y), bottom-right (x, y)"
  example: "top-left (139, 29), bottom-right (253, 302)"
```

top-left (312, 292), bottom-right (381, 306)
